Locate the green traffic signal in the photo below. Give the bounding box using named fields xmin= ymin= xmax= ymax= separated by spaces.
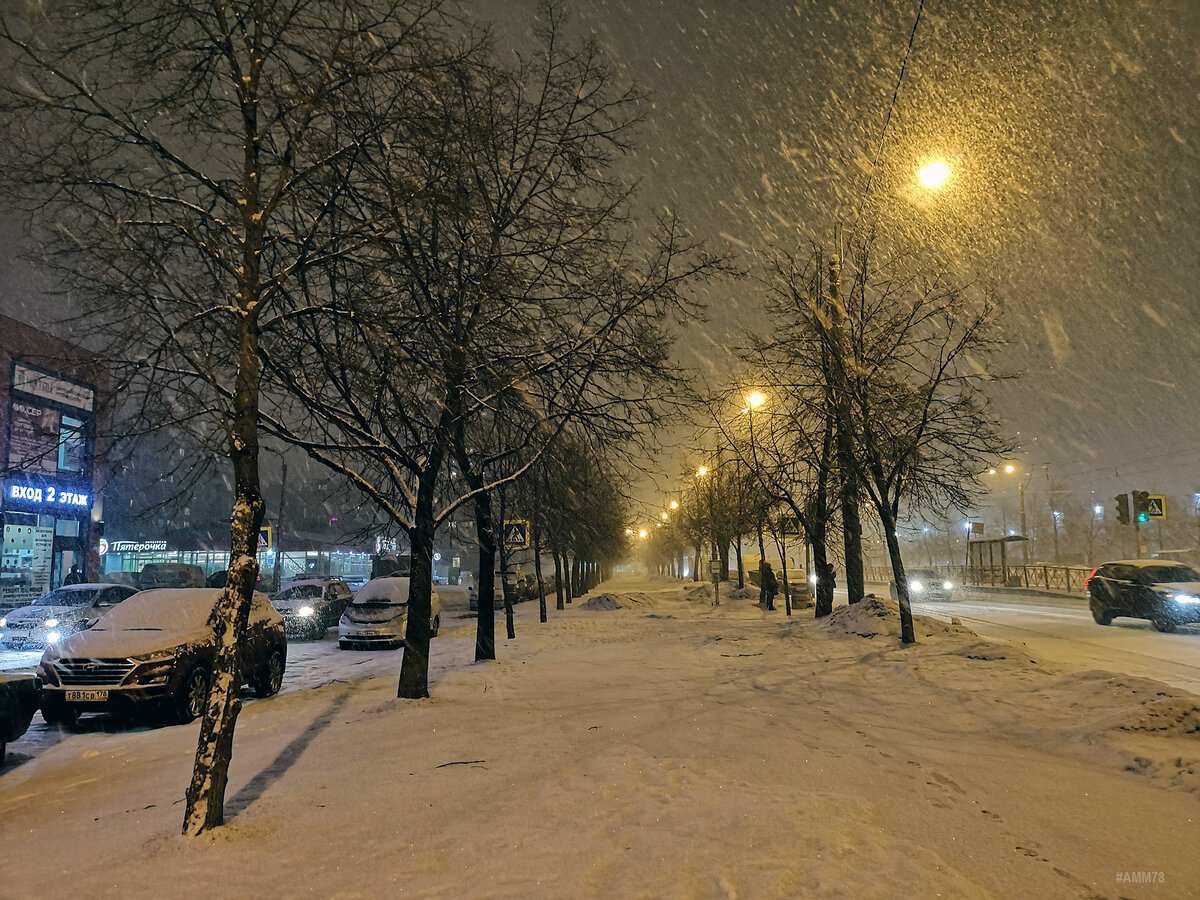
xmin=1132 ymin=490 xmax=1151 ymax=523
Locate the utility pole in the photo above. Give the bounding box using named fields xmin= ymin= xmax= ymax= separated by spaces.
xmin=273 ymin=455 xmax=287 ymax=592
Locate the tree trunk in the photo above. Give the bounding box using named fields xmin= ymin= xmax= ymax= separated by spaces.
xmin=553 ymin=552 xmax=565 ymax=610
xmin=534 ymin=530 xmax=547 ymax=624
xmin=836 ymin=422 xmax=865 ymax=605
xmin=881 ymin=509 xmax=916 ymax=643
xmin=397 ymin=471 xmax=438 ymax=698
xmin=182 ymin=340 xmax=264 ymax=835
xmin=472 ymin=490 xmax=498 ymax=661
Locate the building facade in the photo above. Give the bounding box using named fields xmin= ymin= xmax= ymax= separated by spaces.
xmin=0 ymin=316 xmax=107 ymax=608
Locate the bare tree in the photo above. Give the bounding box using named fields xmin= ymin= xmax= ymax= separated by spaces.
xmin=784 ymin=243 xmax=1015 ymax=642
xmin=0 ymin=0 xmax=456 ymax=834
xmin=258 ymin=11 xmax=722 ymax=688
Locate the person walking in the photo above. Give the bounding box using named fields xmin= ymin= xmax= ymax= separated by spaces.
xmin=761 ymin=562 xmax=778 ymax=611
xmin=63 ymin=564 xmax=85 ymax=585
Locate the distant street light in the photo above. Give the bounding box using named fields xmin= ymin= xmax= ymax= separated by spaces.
xmin=918 ymin=159 xmax=951 ymax=189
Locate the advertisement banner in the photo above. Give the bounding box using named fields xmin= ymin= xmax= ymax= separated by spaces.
xmin=7 ymin=400 xmax=59 ymax=474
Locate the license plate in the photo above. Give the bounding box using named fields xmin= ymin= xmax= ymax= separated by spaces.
xmin=65 ymin=689 xmax=109 ymax=702
xmin=357 ymin=630 xmax=378 ymax=636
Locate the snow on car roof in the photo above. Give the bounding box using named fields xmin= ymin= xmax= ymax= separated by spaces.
xmin=92 ymin=588 xmax=273 ymax=631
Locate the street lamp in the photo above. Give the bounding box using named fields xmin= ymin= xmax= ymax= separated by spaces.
xmin=918 ymin=159 xmax=951 ymax=189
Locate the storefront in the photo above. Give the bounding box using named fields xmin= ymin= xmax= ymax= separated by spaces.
xmin=2 ymin=355 xmax=101 ymax=608
xmin=99 ymin=535 xmax=373 ymax=587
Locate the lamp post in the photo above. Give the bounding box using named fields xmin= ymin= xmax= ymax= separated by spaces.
xmin=743 ymin=392 xmax=768 ymax=599
xmin=696 ymin=465 xmax=719 ymax=604
xmin=989 ymin=463 xmax=1029 ymax=565
xmin=260 ymin=446 xmax=289 ymax=592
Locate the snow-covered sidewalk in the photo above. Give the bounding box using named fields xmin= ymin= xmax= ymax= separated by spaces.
xmin=1 ymin=575 xmax=1197 ymax=898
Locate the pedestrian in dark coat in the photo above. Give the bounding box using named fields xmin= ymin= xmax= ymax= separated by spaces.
xmin=63 ymin=564 xmax=84 ymax=585
xmin=761 ymin=562 xmax=778 ymax=611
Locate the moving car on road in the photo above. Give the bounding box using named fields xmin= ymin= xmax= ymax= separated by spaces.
xmin=38 ymin=588 xmax=286 ymax=727
xmin=339 ymin=576 xmax=440 ymax=650
xmin=0 ymin=673 xmax=40 ymax=766
xmin=271 ymin=577 xmax=352 ymax=640
xmin=890 ymin=568 xmax=956 ymax=603
xmin=1086 ymin=559 xmax=1200 ymax=632
xmin=0 ymin=583 xmax=139 ymax=650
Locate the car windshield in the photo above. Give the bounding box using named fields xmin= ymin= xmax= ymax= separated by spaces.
xmin=275 ymin=585 xmax=323 ymax=602
xmin=1141 ymin=566 xmax=1200 ymax=584
xmin=36 ymin=587 xmax=101 ymax=607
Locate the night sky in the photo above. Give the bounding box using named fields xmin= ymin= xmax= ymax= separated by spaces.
xmin=482 ymin=0 xmax=1200 ymax=503
xmin=1 ymin=0 xmax=1197 ymax=524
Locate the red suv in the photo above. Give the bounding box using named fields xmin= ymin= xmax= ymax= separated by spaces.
xmin=38 ymin=588 xmax=286 ymax=726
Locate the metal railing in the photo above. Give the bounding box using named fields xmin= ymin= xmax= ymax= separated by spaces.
xmin=866 ymin=563 xmax=1093 ymax=597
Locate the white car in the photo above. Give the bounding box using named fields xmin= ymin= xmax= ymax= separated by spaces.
xmin=338 ymin=577 xmax=440 ymax=650
xmin=0 ymin=583 xmax=139 ymax=650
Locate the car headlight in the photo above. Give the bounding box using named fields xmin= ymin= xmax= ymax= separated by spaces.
xmin=43 ymin=617 xmax=59 ymax=628
xmin=129 ymin=647 xmax=181 ymax=664
xmin=1172 ymin=594 xmax=1200 ymax=604
xmin=298 ymin=605 xmax=315 ymax=618
xmin=910 ymin=580 xmax=924 ymax=593
xmin=0 ymin=616 xmax=6 ymax=627
xmin=45 ymin=630 xmax=62 ymax=643
xmin=943 ymin=581 xmax=954 ymax=591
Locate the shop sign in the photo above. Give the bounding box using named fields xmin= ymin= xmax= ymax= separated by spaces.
xmin=107 ymin=539 xmax=169 ymax=553
xmin=5 ymin=477 xmax=91 ymax=514
xmin=12 ymin=363 xmax=95 ymax=411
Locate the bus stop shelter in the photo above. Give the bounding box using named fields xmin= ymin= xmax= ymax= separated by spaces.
xmin=965 ymin=535 xmax=1027 ymax=587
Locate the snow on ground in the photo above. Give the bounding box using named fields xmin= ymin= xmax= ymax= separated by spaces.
xmin=2 ymin=575 xmax=1198 ymax=899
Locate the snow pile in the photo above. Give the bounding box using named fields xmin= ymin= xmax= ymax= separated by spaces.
xmin=578 ymin=594 xmax=621 ymax=610
xmin=1116 ymin=696 xmax=1200 ymax=735
xmin=814 ymin=595 xmax=975 ymax=641
xmin=725 ymin=586 xmax=757 ymax=601
xmin=682 ymin=582 xmax=720 ymax=603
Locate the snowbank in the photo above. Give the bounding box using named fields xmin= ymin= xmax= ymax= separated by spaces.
xmin=2 ymin=575 xmax=1198 ymax=898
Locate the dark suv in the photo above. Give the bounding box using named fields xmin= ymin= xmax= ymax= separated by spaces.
xmin=38 ymin=588 xmax=286 ymax=726
xmin=1085 ymin=560 xmax=1200 ymax=632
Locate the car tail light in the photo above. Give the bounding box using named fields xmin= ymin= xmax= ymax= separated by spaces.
xmin=1084 ymin=567 xmax=1098 ymax=587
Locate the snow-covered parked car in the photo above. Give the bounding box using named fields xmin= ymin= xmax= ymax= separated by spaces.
xmin=0 ymin=583 xmax=139 ymax=650
xmin=37 ymin=588 xmax=286 ymax=727
xmin=0 ymin=673 xmax=41 ymax=766
xmin=338 ymin=576 xmax=440 ymax=650
xmin=271 ymin=577 xmax=353 ymax=640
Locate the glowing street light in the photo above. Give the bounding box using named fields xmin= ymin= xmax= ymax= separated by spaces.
xmin=638 ymin=529 xmax=648 ymax=539
xmin=918 ymin=159 xmax=951 ymax=189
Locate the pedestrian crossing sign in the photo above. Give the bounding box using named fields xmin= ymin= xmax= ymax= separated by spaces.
xmin=1147 ymin=495 xmax=1166 ymax=520
xmin=503 ymin=519 xmax=530 ymax=549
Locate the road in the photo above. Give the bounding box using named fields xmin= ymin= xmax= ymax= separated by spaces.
xmin=865 ymin=583 xmax=1200 ymax=695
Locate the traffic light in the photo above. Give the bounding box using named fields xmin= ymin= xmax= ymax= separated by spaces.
xmin=1115 ymin=493 xmax=1130 ymax=525
xmin=1132 ymin=490 xmax=1151 ymax=524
